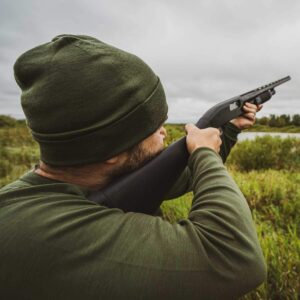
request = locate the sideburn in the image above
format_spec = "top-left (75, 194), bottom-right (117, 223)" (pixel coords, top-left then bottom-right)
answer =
top-left (106, 143), bottom-right (163, 184)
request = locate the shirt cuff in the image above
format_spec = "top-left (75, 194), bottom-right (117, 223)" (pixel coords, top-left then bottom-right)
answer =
top-left (187, 147), bottom-right (222, 170)
top-left (223, 122), bottom-right (241, 142)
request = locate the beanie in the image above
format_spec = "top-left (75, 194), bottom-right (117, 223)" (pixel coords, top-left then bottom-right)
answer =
top-left (14, 34), bottom-right (168, 166)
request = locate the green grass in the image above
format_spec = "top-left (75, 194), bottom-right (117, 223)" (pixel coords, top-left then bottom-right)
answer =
top-left (165, 123), bottom-right (300, 133)
top-left (0, 127), bottom-right (39, 186)
top-left (0, 123), bottom-right (299, 299)
top-left (245, 125), bottom-right (300, 133)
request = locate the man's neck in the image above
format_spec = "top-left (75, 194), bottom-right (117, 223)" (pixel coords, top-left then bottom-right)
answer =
top-left (34, 161), bottom-right (111, 190)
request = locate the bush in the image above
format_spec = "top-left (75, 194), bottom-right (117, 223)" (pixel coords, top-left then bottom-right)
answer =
top-left (0, 127), bottom-right (36, 147)
top-left (0, 159), bottom-right (13, 177)
top-left (164, 124), bottom-right (185, 146)
top-left (161, 192), bottom-right (193, 222)
top-left (0, 115), bottom-right (19, 127)
top-left (0, 126), bottom-right (39, 188)
top-left (227, 136), bottom-right (300, 171)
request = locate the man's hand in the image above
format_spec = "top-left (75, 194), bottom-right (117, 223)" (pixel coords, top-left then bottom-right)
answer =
top-left (185, 124), bottom-right (222, 155)
top-left (230, 102), bottom-right (263, 130)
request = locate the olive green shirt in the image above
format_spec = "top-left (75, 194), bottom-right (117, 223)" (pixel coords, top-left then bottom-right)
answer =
top-left (0, 135), bottom-right (266, 300)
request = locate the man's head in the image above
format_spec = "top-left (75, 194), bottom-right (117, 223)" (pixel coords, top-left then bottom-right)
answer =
top-left (14, 34), bottom-right (168, 188)
top-left (36, 124), bottom-right (167, 189)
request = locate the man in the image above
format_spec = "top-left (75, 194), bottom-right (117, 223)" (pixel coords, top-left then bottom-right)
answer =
top-left (0, 34), bottom-right (266, 300)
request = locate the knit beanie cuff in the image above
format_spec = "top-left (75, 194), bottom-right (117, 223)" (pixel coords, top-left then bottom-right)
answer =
top-left (32, 78), bottom-right (168, 166)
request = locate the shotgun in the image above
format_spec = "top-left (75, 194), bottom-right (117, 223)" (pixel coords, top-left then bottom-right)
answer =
top-left (88, 76), bottom-right (291, 214)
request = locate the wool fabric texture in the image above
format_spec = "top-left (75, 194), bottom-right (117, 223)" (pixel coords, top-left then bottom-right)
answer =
top-left (14, 34), bottom-right (168, 166)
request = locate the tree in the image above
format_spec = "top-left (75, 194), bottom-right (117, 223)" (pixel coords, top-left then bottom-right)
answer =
top-left (257, 116), bottom-right (269, 125)
top-left (269, 114), bottom-right (277, 127)
top-left (292, 114), bottom-right (300, 126)
top-left (281, 114), bottom-right (291, 125)
top-left (0, 115), bottom-right (18, 127)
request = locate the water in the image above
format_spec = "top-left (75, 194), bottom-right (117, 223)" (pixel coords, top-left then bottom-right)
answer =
top-left (238, 132), bottom-right (300, 141)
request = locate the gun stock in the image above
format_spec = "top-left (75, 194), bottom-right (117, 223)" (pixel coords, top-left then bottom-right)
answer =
top-left (88, 76), bottom-right (291, 213)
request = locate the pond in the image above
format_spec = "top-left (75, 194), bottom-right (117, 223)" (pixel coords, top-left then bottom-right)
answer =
top-left (238, 132), bottom-right (300, 141)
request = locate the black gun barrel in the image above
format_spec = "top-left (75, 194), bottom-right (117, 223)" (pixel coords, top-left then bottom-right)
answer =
top-left (88, 76), bottom-right (291, 213)
top-left (240, 76), bottom-right (291, 102)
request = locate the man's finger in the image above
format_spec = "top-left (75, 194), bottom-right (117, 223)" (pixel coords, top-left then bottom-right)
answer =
top-left (245, 102), bottom-right (263, 113)
top-left (257, 104), bottom-right (263, 112)
top-left (243, 105), bottom-right (257, 114)
top-left (245, 102), bottom-right (258, 109)
top-left (243, 112), bottom-right (256, 121)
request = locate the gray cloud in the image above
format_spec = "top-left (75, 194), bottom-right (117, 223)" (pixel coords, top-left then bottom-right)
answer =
top-left (0, 0), bottom-right (299, 122)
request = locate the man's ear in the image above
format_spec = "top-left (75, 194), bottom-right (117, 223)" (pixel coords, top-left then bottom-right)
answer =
top-left (104, 152), bottom-right (128, 165)
top-left (104, 156), bottom-right (119, 165)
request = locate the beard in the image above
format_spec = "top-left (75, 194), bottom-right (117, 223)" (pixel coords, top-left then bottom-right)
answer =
top-left (106, 143), bottom-right (164, 183)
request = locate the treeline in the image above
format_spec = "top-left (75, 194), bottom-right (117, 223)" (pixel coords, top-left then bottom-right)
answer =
top-left (1, 114), bottom-right (300, 129)
top-left (256, 114), bottom-right (300, 127)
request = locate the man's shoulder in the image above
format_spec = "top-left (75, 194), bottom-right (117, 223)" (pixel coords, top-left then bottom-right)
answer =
top-left (0, 172), bottom-right (107, 219)
top-left (0, 178), bottom-right (34, 206)
top-left (0, 174), bottom-right (82, 203)
top-left (0, 173), bottom-right (123, 247)
top-left (0, 178), bottom-right (29, 194)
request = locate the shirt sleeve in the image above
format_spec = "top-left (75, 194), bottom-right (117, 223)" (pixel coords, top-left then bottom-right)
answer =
top-left (219, 121), bottom-right (241, 163)
top-left (164, 122), bottom-right (241, 200)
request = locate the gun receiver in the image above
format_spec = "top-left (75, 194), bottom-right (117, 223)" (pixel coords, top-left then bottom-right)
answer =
top-left (88, 76), bottom-right (291, 214)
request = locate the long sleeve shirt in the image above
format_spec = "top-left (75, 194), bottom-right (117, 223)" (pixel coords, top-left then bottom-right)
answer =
top-left (0, 138), bottom-right (267, 299)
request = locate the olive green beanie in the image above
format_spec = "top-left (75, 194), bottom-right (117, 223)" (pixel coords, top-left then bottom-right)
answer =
top-left (14, 34), bottom-right (168, 166)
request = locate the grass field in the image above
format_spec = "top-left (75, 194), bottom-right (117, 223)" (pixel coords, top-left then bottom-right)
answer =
top-left (0, 123), bottom-right (299, 299)
top-left (244, 124), bottom-right (300, 133)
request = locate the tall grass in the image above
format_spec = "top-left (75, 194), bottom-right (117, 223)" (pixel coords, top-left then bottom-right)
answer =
top-left (0, 127), bottom-right (39, 186)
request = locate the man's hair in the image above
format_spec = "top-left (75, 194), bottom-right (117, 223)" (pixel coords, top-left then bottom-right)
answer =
top-left (37, 139), bottom-right (154, 186)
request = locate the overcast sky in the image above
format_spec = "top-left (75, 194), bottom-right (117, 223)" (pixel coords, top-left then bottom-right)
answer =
top-left (1, 0), bottom-right (299, 123)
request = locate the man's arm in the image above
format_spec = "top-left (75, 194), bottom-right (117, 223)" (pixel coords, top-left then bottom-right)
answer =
top-left (35, 147), bottom-right (266, 300)
top-left (164, 122), bottom-right (241, 200)
top-left (164, 101), bottom-right (261, 201)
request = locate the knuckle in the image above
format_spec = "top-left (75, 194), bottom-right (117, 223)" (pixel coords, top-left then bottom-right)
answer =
top-left (212, 128), bottom-right (220, 135)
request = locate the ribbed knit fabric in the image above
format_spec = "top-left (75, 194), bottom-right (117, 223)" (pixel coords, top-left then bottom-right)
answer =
top-left (14, 35), bottom-right (168, 166)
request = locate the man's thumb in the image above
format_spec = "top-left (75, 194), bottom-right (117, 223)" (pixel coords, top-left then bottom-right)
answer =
top-left (185, 123), bottom-right (195, 133)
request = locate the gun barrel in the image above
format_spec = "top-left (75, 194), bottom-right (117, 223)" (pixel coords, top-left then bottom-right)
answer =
top-left (241, 76), bottom-right (291, 101)
top-left (252, 76), bottom-right (290, 91)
